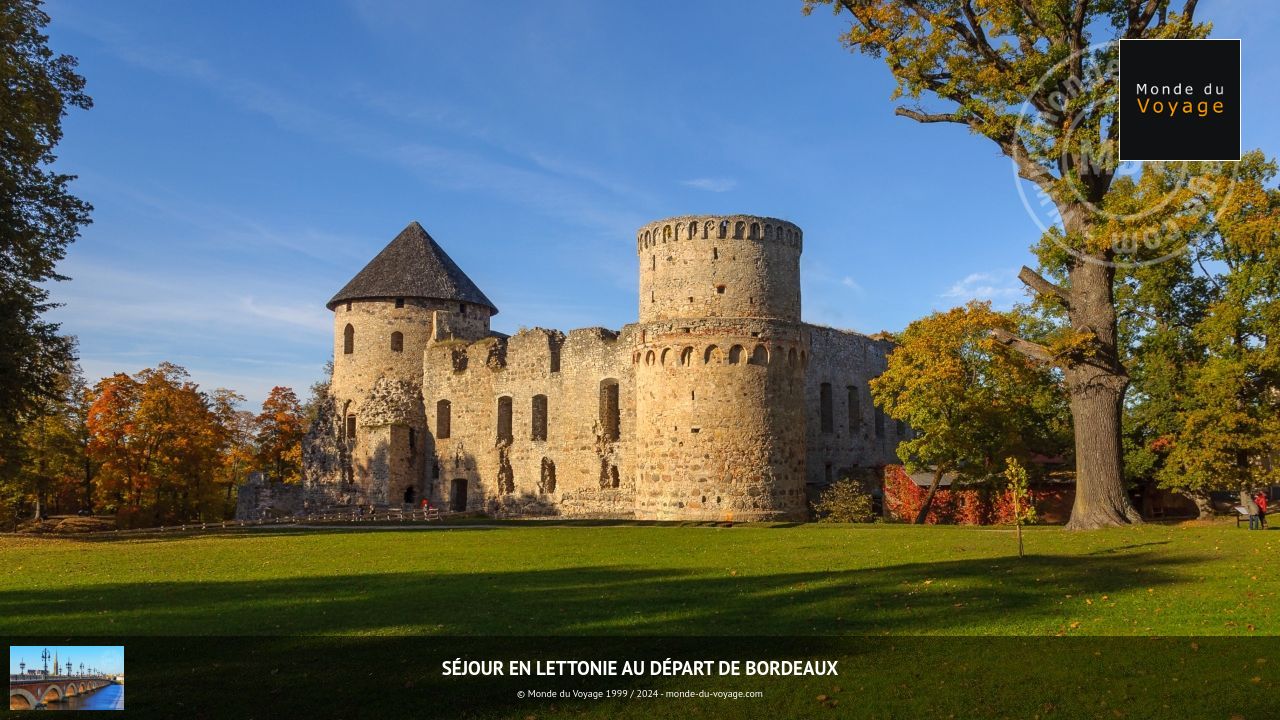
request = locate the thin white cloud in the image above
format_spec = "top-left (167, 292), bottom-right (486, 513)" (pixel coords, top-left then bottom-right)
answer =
top-left (680, 177), bottom-right (738, 193)
top-left (941, 269), bottom-right (1026, 309)
top-left (239, 297), bottom-right (332, 333)
top-left (840, 276), bottom-right (864, 294)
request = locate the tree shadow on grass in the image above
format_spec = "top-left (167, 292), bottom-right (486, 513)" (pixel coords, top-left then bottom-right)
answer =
top-left (0, 550), bottom-right (1200, 637)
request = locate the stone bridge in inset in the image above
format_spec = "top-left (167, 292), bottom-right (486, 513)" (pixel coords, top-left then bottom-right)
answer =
top-left (9, 675), bottom-right (116, 709)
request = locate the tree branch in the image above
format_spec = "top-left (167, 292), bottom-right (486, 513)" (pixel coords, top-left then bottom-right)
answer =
top-left (990, 328), bottom-right (1055, 363)
top-left (894, 106), bottom-right (966, 125)
top-left (1018, 266), bottom-right (1071, 309)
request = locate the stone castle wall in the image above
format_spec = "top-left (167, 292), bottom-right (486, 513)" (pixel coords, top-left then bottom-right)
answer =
top-left (422, 326), bottom-right (637, 517)
top-left (293, 213), bottom-right (908, 522)
top-left (804, 326), bottom-right (907, 486)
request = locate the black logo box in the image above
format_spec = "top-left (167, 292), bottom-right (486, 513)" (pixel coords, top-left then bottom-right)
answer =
top-left (1118, 38), bottom-right (1240, 162)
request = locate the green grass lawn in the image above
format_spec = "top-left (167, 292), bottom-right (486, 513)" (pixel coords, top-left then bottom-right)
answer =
top-left (2, 520), bottom-right (1276, 637)
top-left (6, 522), bottom-right (1278, 718)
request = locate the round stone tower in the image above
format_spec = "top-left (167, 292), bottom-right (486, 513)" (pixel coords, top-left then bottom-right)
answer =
top-left (323, 221), bottom-right (496, 505)
top-left (633, 215), bottom-right (808, 521)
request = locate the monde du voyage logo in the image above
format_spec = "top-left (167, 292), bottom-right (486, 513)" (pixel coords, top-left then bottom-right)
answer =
top-left (1119, 38), bottom-right (1241, 162)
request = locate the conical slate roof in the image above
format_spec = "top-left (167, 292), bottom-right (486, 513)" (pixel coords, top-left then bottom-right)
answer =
top-left (327, 221), bottom-right (498, 315)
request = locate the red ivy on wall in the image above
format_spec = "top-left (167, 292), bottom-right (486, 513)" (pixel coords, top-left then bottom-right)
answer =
top-left (883, 465), bottom-right (1067, 525)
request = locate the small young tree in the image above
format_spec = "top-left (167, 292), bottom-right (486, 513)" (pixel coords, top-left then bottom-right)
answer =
top-left (1004, 458), bottom-right (1037, 558)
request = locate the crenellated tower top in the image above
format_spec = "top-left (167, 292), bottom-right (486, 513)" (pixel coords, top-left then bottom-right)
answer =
top-left (636, 214), bottom-right (802, 323)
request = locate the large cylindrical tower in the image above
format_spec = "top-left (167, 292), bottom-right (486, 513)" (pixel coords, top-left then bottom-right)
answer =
top-left (633, 215), bottom-right (808, 521)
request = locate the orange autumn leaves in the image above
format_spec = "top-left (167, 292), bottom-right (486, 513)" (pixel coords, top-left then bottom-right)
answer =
top-left (85, 363), bottom-right (305, 525)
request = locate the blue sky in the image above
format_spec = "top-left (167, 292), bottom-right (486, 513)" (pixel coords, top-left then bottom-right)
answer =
top-left (41, 1), bottom-right (1280, 407)
top-left (9, 645), bottom-right (123, 675)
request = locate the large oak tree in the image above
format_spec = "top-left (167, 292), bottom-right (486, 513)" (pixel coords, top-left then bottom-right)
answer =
top-left (805, 0), bottom-right (1218, 528)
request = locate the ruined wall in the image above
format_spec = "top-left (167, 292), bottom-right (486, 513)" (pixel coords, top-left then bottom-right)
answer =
top-left (235, 473), bottom-right (303, 520)
top-left (421, 326), bottom-right (637, 517)
top-left (804, 326), bottom-right (905, 488)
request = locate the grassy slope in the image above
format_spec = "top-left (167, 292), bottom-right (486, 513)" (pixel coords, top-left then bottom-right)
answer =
top-left (2, 521), bottom-right (1276, 637)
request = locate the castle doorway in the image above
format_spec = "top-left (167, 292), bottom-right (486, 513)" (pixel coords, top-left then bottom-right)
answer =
top-left (450, 479), bottom-right (467, 512)
top-left (403, 485), bottom-right (416, 505)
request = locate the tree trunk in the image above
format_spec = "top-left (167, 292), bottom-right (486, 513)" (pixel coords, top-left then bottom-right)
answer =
top-left (914, 467), bottom-right (945, 524)
top-left (1061, 252), bottom-right (1142, 530)
top-left (1189, 493), bottom-right (1215, 519)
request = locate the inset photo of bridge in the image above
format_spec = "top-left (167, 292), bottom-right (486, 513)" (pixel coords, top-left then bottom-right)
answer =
top-left (9, 646), bottom-right (123, 711)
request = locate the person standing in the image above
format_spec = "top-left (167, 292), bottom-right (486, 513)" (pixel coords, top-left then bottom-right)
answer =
top-left (1242, 491), bottom-right (1261, 530)
top-left (1254, 491), bottom-right (1268, 529)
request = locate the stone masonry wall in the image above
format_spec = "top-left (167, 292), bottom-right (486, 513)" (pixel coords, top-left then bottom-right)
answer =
top-left (633, 317), bottom-right (809, 521)
top-left (326, 297), bottom-right (491, 508)
top-left (637, 215), bottom-right (802, 323)
top-left (421, 326), bottom-right (637, 517)
top-left (804, 326), bottom-right (906, 488)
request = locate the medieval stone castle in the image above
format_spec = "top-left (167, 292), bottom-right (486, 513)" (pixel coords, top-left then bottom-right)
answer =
top-left (290, 215), bottom-right (905, 521)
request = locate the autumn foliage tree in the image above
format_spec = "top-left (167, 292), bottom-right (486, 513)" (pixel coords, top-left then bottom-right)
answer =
top-left (254, 386), bottom-right (305, 484)
top-left (86, 363), bottom-right (237, 525)
top-left (870, 302), bottom-right (1067, 523)
top-left (804, 0), bottom-right (1226, 528)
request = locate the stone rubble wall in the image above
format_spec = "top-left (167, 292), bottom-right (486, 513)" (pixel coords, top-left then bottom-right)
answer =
top-left (422, 326), bottom-right (637, 516)
top-left (804, 326), bottom-right (907, 487)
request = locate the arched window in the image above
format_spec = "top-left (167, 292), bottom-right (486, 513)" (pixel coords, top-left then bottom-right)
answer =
top-left (719, 220), bottom-right (729, 238)
top-left (728, 345), bottom-right (744, 364)
top-left (531, 394), bottom-right (548, 441)
top-left (550, 342), bottom-right (561, 373)
top-left (660, 348), bottom-right (671, 366)
top-left (704, 345), bottom-right (720, 364)
top-left (788, 348), bottom-right (798, 366)
top-left (749, 222), bottom-right (760, 239)
top-left (645, 350), bottom-right (655, 366)
top-left (391, 331), bottom-right (404, 352)
top-left (680, 347), bottom-right (693, 366)
top-left (599, 379), bottom-right (620, 440)
top-left (688, 221), bottom-right (698, 239)
top-left (497, 396), bottom-right (513, 443)
top-left (874, 406), bottom-right (886, 438)
top-left (734, 221), bottom-right (745, 238)
top-left (820, 383), bottom-right (834, 434)
top-left (847, 385), bottom-right (862, 434)
top-left (343, 324), bottom-right (354, 354)
top-left (750, 344), bottom-right (768, 365)
top-left (346, 414), bottom-right (357, 440)
top-left (436, 399), bottom-right (451, 439)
